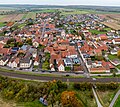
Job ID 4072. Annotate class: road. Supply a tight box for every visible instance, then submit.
[109,89,120,107]
[92,87,103,107]
[41,20,46,38]
[75,43,90,77]
[1,71,120,83]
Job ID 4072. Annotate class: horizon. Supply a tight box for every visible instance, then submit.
[0,4,119,7]
[0,0,120,7]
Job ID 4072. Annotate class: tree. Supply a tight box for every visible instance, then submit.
[117,51,120,59]
[61,91,83,107]
[42,61,50,70]
[113,71,116,77]
[26,39,32,46]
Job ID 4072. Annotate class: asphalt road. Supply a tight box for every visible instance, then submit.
[75,43,90,77]
[0,71,120,83]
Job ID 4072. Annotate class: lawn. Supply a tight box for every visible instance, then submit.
[108,54,118,60]
[18,23,26,28]
[17,100,46,107]
[0,22,6,27]
[114,95,120,107]
[89,29,107,35]
[103,27,112,31]
[97,90,116,107]
[75,90,97,107]
[117,65,120,69]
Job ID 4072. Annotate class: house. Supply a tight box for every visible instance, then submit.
[0,55,10,66]
[64,58,72,67]
[94,49,102,56]
[7,57,20,68]
[20,58,32,69]
[72,58,80,64]
[102,60,115,70]
[50,64,55,71]
[86,59,92,68]
[90,67,110,73]
[99,34,108,40]
[110,49,117,55]
[92,61,102,68]
[112,38,120,45]
[110,59,120,66]
[33,39,41,48]
[11,47,19,54]
[34,56,39,66]
[0,48,10,55]
[58,59,65,71]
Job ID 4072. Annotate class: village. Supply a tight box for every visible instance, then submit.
[0,12,120,74]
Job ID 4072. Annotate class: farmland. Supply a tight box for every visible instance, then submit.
[99,14,120,30]
[60,10,89,15]
[0,12,36,22]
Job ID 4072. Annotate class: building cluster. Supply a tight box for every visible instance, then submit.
[0,12,119,73]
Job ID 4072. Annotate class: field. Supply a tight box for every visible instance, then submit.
[60,10,89,15]
[108,54,118,60]
[76,90,97,107]
[0,12,36,22]
[89,29,107,35]
[17,101,45,107]
[0,22,6,27]
[114,95,120,107]
[97,90,116,107]
[99,14,120,30]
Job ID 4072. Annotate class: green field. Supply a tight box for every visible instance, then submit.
[89,29,107,35]
[61,10,89,15]
[0,22,6,27]
[114,95,120,107]
[35,9,57,13]
[26,12,36,19]
[108,54,118,60]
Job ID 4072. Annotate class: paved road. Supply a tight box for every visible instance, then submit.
[0,71,120,83]
[92,87,103,107]
[75,43,90,77]
[109,89,120,107]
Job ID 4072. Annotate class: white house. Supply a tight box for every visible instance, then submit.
[20,58,32,69]
[0,55,10,66]
[58,64,65,71]
[110,49,117,55]
[7,58,19,68]
[58,60,65,72]
[33,41,39,48]
[34,56,39,66]
[50,64,55,71]
[112,38,120,45]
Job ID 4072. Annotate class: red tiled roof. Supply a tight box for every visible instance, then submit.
[34,56,39,62]
[114,38,120,42]
[0,48,10,55]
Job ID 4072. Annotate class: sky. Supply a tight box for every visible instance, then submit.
[0,0,120,6]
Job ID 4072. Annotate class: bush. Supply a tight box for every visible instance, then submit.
[96,82,119,91]
[73,82,92,91]
[0,76,67,105]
